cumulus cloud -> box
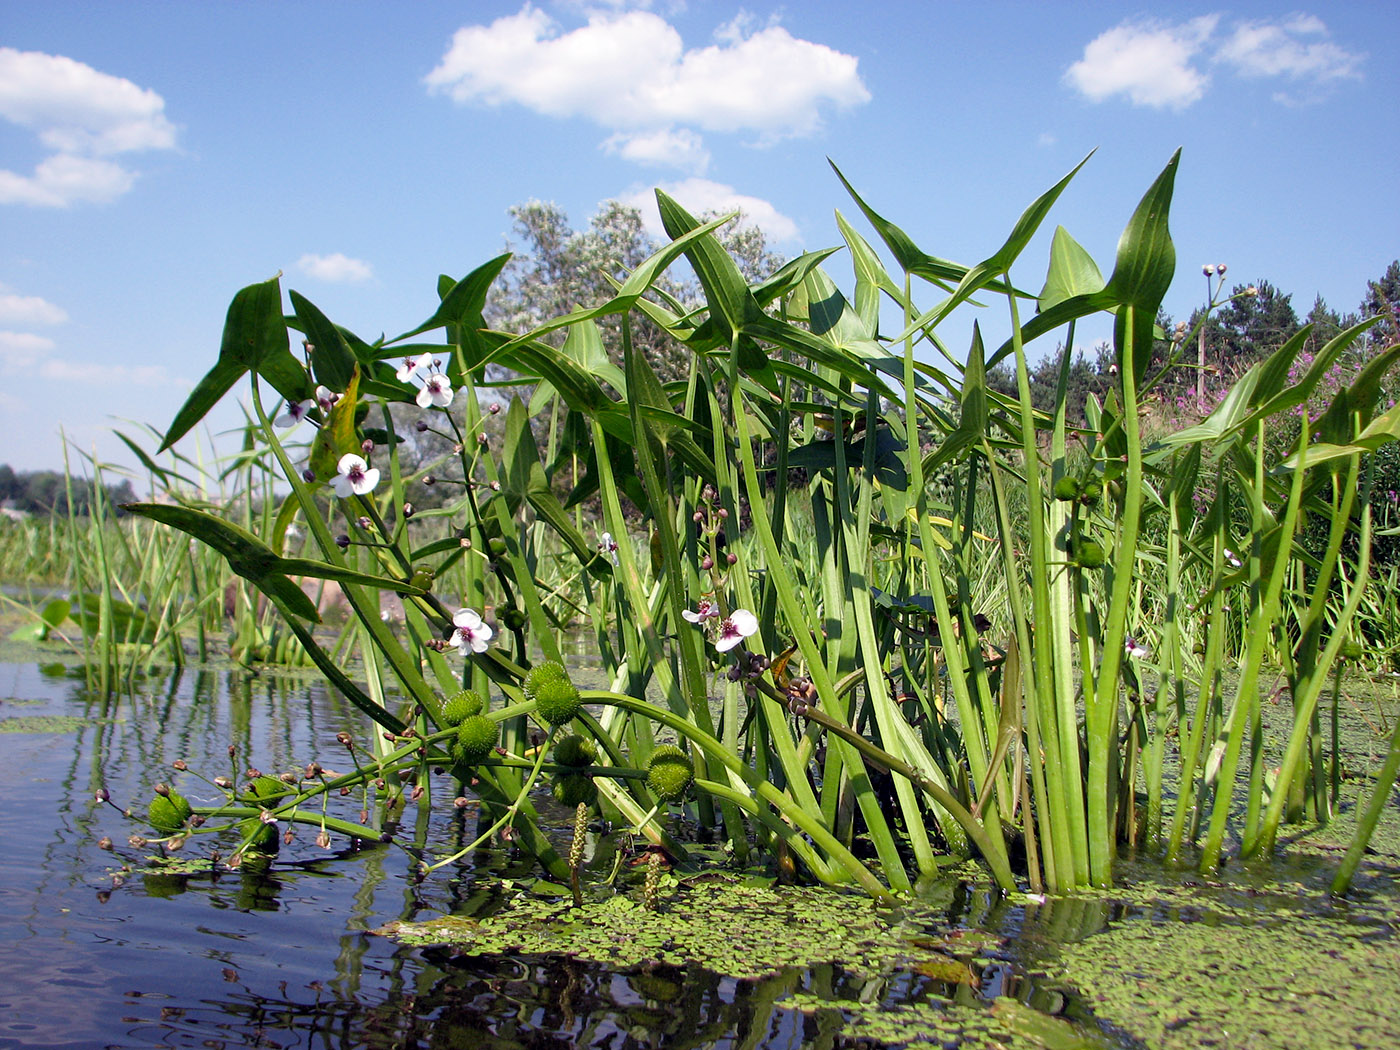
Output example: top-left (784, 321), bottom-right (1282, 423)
top-left (0, 48), bottom-right (177, 207)
top-left (425, 5), bottom-right (869, 168)
top-left (0, 286), bottom-right (67, 326)
top-left (619, 177), bottom-right (799, 244)
top-left (0, 329), bottom-right (56, 367)
top-left (1217, 16), bottom-right (1362, 84)
top-left (297, 253), bottom-right (374, 283)
top-left (1065, 16), bottom-right (1218, 110)
top-left (38, 358), bottom-right (169, 386)
top-left (603, 127), bottom-right (710, 173)
top-left (1066, 13), bottom-right (1363, 109)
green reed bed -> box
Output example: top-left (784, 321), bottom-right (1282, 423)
top-left (99, 151), bottom-right (1400, 899)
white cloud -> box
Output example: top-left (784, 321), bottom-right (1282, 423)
top-left (1065, 16), bottom-right (1218, 110)
top-left (0, 48), bottom-right (177, 207)
top-left (0, 286), bottom-right (67, 326)
top-left (1217, 17), bottom-right (1362, 83)
top-left (620, 178), bottom-right (799, 243)
top-left (603, 127), bottom-right (710, 173)
top-left (0, 329), bottom-right (56, 367)
top-left (1066, 13), bottom-right (1364, 109)
top-left (38, 358), bottom-right (169, 386)
top-left (426, 5), bottom-right (868, 166)
top-left (297, 253), bottom-right (374, 283)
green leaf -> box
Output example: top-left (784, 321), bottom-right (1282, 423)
top-left (309, 366), bottom-right (362, 483)
top-left (124, 501), bottom-right (322, 622)
top-left (500, 398), bottom-right (598, 569)
top-left (1105, 149), bottom-right (1181, 379)
top-left (1039, 225), bottom-right (1105, 311)
top-left (655, 190), bottom-right (760, 338)
top-left (162, 275), bottom-right (306, 451)
top-left (290, 290), bottom-right (358, 392)
top-left (390, 254), bottom-right (512, 344)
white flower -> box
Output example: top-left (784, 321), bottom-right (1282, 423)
top-left (274, 398), bottom-right (314, 428)
top-left (598, 530), bottom-right (619, 565)
top-left (416, 372), bottom-right (454, 408)
top-left (1125, 637), bottom-right (1150, 660)
top-left (1223, 547), bottom-right (1243, 568)
top-left (714, 608), bottom-right (758, 652)
top-left (396, 352), bottom-right (436, 383)
top-left (315, 385), bottom-right (341, 413)
top-left (331, 453), bottom-right (379, 498)
top-left (450, 608), bottom-right (493, 654)
top-left (682, 598), bottom-right (719, 624)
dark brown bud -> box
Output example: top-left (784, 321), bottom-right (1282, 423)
top-left (154, 782), bottom-right (171, 797)
top-left (336, 731), bottom-right (353, 748)
top-left (172, 760), bottom-right (187, 771)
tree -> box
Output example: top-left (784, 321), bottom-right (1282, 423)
top-left (485, 199), bottom-right (784, 386)
top-left (1360, 259), bottom-right (1400, 350)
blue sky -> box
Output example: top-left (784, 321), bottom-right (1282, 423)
top-left (3, 1), bottom-right (1396, 476)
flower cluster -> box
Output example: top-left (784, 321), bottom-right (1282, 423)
top-left (397, 352), bottom-right (454, 409)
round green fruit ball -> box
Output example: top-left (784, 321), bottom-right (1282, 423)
top-left (441, 689), bottom-right (484, 727)
top-left (551, 773), bottom-right (597, 808)
top-left (534, 677), bottom-right (582, 727)
top-left (522, 660), bottom-right (569, 702)
top-left (1074, 540), bottom-right (1106, 569)
top-left (454, 714), bottom-right (500, 765)
top-left (1052, 477), bottom-right (1079, 501)
top-left (646, 745), bottom-right (694, 803)
top-left (553, 734), bottom-right (598, 769)
top-left (240, 817), bottom-right (280, 855)
top-left (148, 791), bottom-right (193, 835)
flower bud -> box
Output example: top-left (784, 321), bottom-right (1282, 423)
top-left (336, 534), bottom-right (351, 549)
top-left (402, 502), bottom-right (414, 519)
top-left (1216, 263), bottom-right (1227, 275)
top-left (316, 831), bottom-right (332, 849)
top-left (172, 760), bottom-right (187, 771)
top-left (303, 469), bottom-right (317, 483)
top-left (154, 782), bottom-right (171, 797)
top-left (489, 402), bottom-right (502, 414)
top-left (1202, 264), bottom-right (1214, 276)
top-left (416, 419), bottom-right (429, 433)
top-left (214, 776), bottom-right (232, 789)
top-left (361, 439), bottom-right (375, 457)
top-left (95, 788), bottom-right (110, 803)
top-left (98, 836), bottom-right (113, 851)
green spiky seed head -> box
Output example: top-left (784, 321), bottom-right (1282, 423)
top-left (239, 775), bottom-right (293, 807)
top-left (148, 790), bottom-right (193, 835)
top-left (551, 773), bottom-right (597, 808)
top-left (553, 734), bottom-right (598, 769)
top-left (1074, 539), bottom-right (1106, 569)
top-left (1079, 478), bottom-right (1103, 502)
top-left (454, 714), bottom-right (500, 765)
top-left (240, 817), bottom-right (280, 855)
top-left (532, 676), bottom-right (582, 727)
top-left (441, 689), bottom-right (484, 727)
top-left (646, 744), bottom-right (694, 803)
top-left (522, 660), bottom-right (569, 702)
top-left (1052, 477), bottom-right (1079, 501)
top-left (1341, 639), bottom-right (1364, 661)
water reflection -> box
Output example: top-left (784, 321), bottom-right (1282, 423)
top-left (1, 657), bottom-right (1136, 1049)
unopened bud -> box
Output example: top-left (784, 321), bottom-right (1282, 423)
top-left (402, 502), bottom-right (414, 519)
top-left (128, 835), bottom-right (148, 849)
top-left (282, 829), bottom-right (294, 846)
top-left (423, 475), bottom-right (435, 486)
top-left (97, 836), bottom-right (113, 851)
top-left (302, 469), bottom-right (317, 483)
top-left (316, 831), bottom-right (332, 849)
top-left (172, 760), bottom-right (187, 771)
top-left (1216, 263), bottom-right (1227, 276)
top-left (1202, 264), bottom-right (1214, 276)
top-left (245, 768), bottom-right (262, 780)
top-left (1246, 285), bottom-right (1258, 296)
top-left (336, 731), bottom-right (353, 748)
top-left (361, 439), bottom-right (375, 457)
top-left (336, 534), bottom-right (351, 549)
top-left (95, 788), bottom-right (110, 803)
top-left (453, 796), bottom-right (471, 809)
top-left (701, 556), bottom-right (714, 571)
top-left (154, 782), bottom-right (171, 797)
top-left (259, 810), bottom-right (277, 826)
top-left (214, 776), bottom-right (232, 789)
top-left (416, 419), bottom-right (429, 433)
top-left (489, 402), bottom-right (502, 414)
top-left (167, 836), bottom-right (186, 851)
top-left (478, 432), bottom-right (489, 445)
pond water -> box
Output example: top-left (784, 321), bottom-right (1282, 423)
top-left (1, 650), bottom-right (1397, 1049)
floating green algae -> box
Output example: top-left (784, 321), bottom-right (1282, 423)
top-left (381, 875), bottom-right (1129, 1049)
top-left (0, 714), bottom-right (92, 733)
top-left (1055, 914), bottom-right (1399, 1050)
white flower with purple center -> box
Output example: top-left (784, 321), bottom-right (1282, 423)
top-left (450, 608), bottom-right (493, 654)
top-left (598, 530), bottom-right (619, 565)
top-left (331, 453), bottom-right (379, 498)
top-left (416, 372), bottom-right (454, 408)
top-left (682, 598), bottom-right (719, 624)
top-left (315, 385), bottom-right (340, 414)
top-left (1223, 547), bottom-right (1243, 568)
top-left (396, 352), bottom-right (436, 383)
top-left (714, 609), bottom-right (758, 652)
top-left (1124, 637), bottom-right (1150, 660)
top-left (274, 398), bottom-right (314, 429)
